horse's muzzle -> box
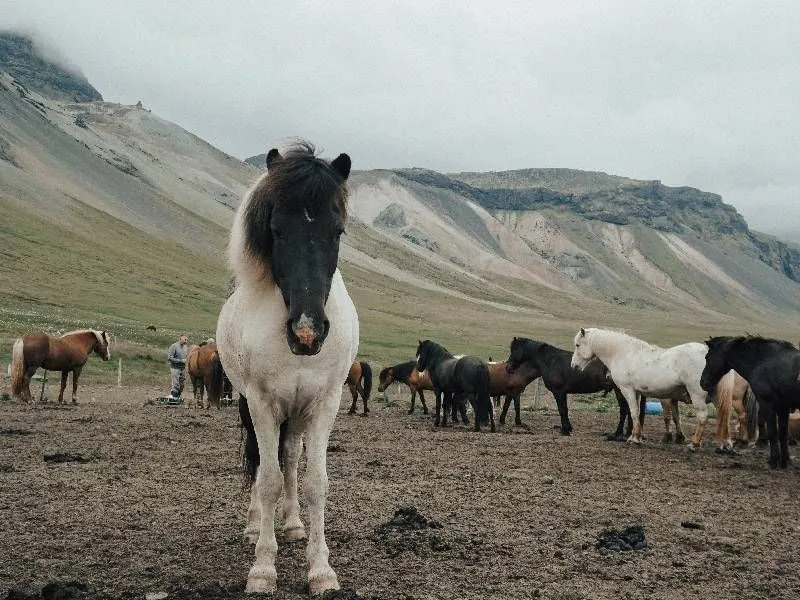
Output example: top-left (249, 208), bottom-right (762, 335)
top-left (286, 317), bottom-right (330, 356)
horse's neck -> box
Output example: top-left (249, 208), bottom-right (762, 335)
top-left (727, 344), bottom-right (781, 379)
top-left (64, 332), bottom-right (95, 356)
top-left (589, 331), bottom-right (642, 364)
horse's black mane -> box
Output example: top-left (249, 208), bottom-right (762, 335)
top-left (419, 340), bottom-right (454, 364)
top-left (387, 360), bottom-right (417, 381)
top-left (707, 335), bottom-right (797, 353)
top-left (244, 142), bottom-right (348, 264)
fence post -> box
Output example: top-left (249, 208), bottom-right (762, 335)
top-left (117, 358), bottom-right (122, 388)
top-left (38, 370), bottom-right (47, 403)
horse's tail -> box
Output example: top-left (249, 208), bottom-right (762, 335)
top-left (476, 364), bottom-right (491, 425)
top-left (208, 351), bottom-right (224, 405)
top-left (360, 361), bottom-right (372, 400)
top-left (713, 370), bottom-right (734, 446)
top-left (239, 394), bottom-right (260, 488)
top-left (745, 386), bottom-right (759, 444)
top-left (10, 339), bottom-right (24, 398)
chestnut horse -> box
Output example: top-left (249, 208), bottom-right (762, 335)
top-left (11, 329), bottom-right (111, 404)
top-left (344, 360), bottom-right (372, 415)
top-left (487, 360), bottom-right (539, 426)
top-left (186, 342), bottom-right (226, 409)
top-left (377, 360), bottom-right (434, 414)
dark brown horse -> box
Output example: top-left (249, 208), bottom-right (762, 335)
top-left (377, 361), bottom-right (434, 414)
top-left (487, 360), bottom-right (539, 426)
top-left (11, 329), bottom-right (111, 404)
top-left (345, 360), bottom-right (372, 415)
top-left (186, 342), bottom-right (226, 409)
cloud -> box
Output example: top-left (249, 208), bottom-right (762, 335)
top-left (2, 0), bottom-right (798, 240)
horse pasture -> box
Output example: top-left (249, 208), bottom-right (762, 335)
top-left (1, 386), bottom-right (799, 600)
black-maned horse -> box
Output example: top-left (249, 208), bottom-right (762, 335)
top-left (701, 336), bottom-right (800, 469)
top-left (415, 340), bottom-right (495, 432)
top-left (345, 360), bottom-right (373, 415)
top-left (506, 337), bottom-right (644, 439)
top-left (377, 360), bottom-right (433, 414)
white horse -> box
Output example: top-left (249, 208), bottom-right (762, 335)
top-left (570, 327), bottom-right (733, 450)
top-left (216, 144), bottom-right (358, 595)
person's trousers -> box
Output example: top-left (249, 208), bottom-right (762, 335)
top-left (170, 367), bottom-right (185, 398)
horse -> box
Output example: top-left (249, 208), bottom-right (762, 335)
top-left (701, 336), bottom-right (800, 468)
top-left (486, 359), bottom-right (539, 427)
top-left (415, 340), bottom-right (494, 432)
top-left (11, 329), bottom-right (111, 404)
top-left (214, 143), bottom-right (357, 594)
top-left (377, 361), bottom-right (434, 414)
top-left (186, 342), bottom-right (226, 409)
top-left (345, 360), bottom-right (372, 415)
top-left (658, 369), bottom-right (756, 451)
top-left (571, 328), bottom-right (734, 451)
top-left (506, 337), bottom-right (644, 439)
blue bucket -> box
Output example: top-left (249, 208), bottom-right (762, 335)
top-left (645, 400), bottom-right (663, 415)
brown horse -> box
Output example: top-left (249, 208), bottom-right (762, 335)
top-left (377, 361), bottom-right (434, 414)
top-left (487, 361), bottom-right (539, 426)
top-left (344, 360), bottom-right (372, 415)
top-left (186, 342), bottom-right (225, 409)
top-left (11, 329), bottom-right (111, 404)
top-left (658, 370), bottom-right (754, 450)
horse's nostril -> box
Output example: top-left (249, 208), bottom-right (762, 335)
top-left (322, 319), bottom-right (330, 337)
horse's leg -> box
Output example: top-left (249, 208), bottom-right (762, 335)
top-left (612, 388), bottom-right (628, 440)
top-left (714, 381), bottom-right (734, 453)
top-left (660, 400), bottom-right (672, 443)
top-left (514, 393), bottom-right (523, 426)
top-left (303, 393), bottom-right (340, 594)
top-left (419, 390), bottom-right (428, 414)
top-left (59, 371), bottom-right (68, 404)
top-left (763, 402), bottom-right (779, 468)
top-left (499, 395), bottom-right (511, 425)
top-left (347, 384), bottom-right (357, 414)
top-left (554, 391), bottom-right (570, 436)
top-left (459, 395), bottom-right (469, 425)
top-left (282, 428), bottom-right (306, 540)
top-left (621, 387), bottom-right (643, 444)
top-left (244, 470), bottom-right (261, 544)
top-left (408, 386), bottom-right (416, 414)
top-left (777, 406), bottom-right (790, 469)
top-left (71, 366), bottom-right (82, 404)
top-left (687, 393), bottom-right (709, 451)
top-left (442, 393), bottom-right (452, 426)
top-left (434, 390), bottom-right (442, 427)
top-left (361, 381), bottom-right (369, 416)
top-left (245, 402), bottom-right (282, 594)
top-left (671, 400), bottom-right (685, 444)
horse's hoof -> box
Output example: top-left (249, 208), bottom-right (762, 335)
top-left (675, 434), bottom-right (686, 445)
top-left (499, 418), bottom-right (506, 426)
top-left (686, 443), bottom-right (700, 452)
top-left (560, 428), bottom-right (571, 436)
top-left (283, 525), bottom-right (306, 541)
top-left (347, 409), bottom-right (356, 415)
top-left (515, 421), bottom-right (528, 429)
top-left (360, 412), bottom-right (368, 418)
top-left (626, 436), bottom-right (643, 445)
top-left (661, 433), bottom-right (673, 443)
top-left (407, 409), bottom-right (414, 415)
top-left (606, 434), bottom-right (625, 442)
top-left (308, 568), bottom-right (339, 596)
top-left (246, 569), bottom-right (277, 594)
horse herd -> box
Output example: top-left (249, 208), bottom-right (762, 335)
top-left (6, 143), bottom-right (800, 596)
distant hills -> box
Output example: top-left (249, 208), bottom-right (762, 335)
top-left (2, 31), bottom-right (799, 372)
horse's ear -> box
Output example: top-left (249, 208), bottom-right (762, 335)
top-left (331, 153), bottom-right (351, 180)
top-left (266, 148), bottom-right (282, 170)
top-left (580, 328), bottom-right (586, 337)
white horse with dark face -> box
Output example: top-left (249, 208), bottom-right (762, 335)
top-left (216, 143), bottom-right (358, 595)
top-left (570, 327), bottom-right (733, 451)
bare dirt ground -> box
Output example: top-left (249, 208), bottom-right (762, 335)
top-left (1, 385), bottom-right (799, 600)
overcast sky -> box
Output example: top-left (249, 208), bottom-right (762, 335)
top-left (4, 1), bottom-right (799, 239)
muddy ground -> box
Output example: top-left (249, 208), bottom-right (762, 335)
top-left (1, 385), bottom-right (799, 600)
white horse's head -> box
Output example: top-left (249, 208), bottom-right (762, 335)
top-left (571, 328), bottom-right (594, 370)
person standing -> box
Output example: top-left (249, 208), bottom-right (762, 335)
top-left (167, 334), bottom-right (189, 399)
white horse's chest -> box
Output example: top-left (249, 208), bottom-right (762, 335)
top-left (217, 271), bottom-right (358, 415)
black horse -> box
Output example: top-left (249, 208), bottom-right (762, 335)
top-left (415, 340), bottom-right (494, 432)
top-left (701, 336), bottom-right (800, 468)
top-left (506, 337), bottom-right (644, 439)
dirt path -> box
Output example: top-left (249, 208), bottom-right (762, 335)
top-left (1, 387), bottom-right (799, 599)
